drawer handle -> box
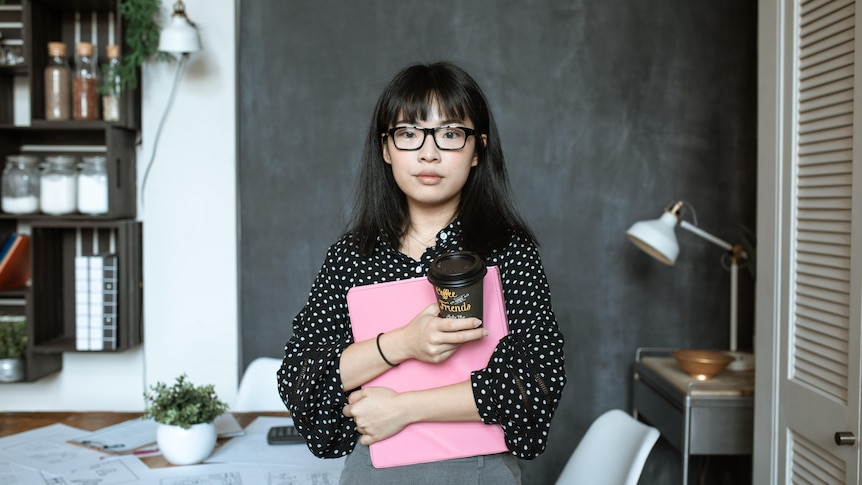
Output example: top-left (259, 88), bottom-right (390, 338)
top-left (834, 432), bottom-right (856, 446)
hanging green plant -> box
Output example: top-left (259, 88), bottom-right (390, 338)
top-left (117, 0), bottom-right (174, 92)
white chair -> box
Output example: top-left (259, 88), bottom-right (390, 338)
top-left (235, 357), bottom-right (287, 411)
top-left (555, 409), bottom-right (660, 485)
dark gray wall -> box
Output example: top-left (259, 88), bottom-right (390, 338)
top-left (238, 1), bottom-right (757, 483)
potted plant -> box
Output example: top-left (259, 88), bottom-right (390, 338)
top-left (0, 315), bottom-right (27, 383)
top-left (143, 373), bottom-right (229, 465)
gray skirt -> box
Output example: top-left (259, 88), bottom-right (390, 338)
top-left (339, 442), bottom-right (521, 485)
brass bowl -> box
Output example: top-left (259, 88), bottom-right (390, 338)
top-left (672, 350), bottom-right (734, 380)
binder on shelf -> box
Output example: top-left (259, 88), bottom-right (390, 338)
top-left (0, 233), bottom-right (17, 261)
top-left (347, 266), bottom-right (509, 468)
top-left (0, 233), bottom-right (30, 290)
top-left (74, 252), bottom-right (119, 351)
top-left (100, 254), bottom-right (118, 351)
top-left (75, 256), bottom-right (90, 350)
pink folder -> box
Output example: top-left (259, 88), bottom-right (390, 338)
top-left (347, 266), bottom-right (510, 468)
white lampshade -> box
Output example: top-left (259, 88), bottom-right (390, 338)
top-left (158, 2), bottom-right (201, 54)
top-left (625, 211), bottom-right (680, 265)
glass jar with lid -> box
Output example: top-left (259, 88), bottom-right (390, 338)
top-left (1, 155), bottom-right (41, 214)
top-left (77, 155), bottom-right (108, 215)
top-left (40, 155), bottom-right (78, 215)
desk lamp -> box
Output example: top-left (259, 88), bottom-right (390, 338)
top-left (157, 0), bottom-right (201, 55)
top-left (141, 0), bottom-right (202, 207)
top-left (626, 201), bottom-right (754, 371)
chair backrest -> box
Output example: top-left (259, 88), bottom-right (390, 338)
top-left (235, 357), bottom-right (286, 412)
top-left (554, 409), bottom-right (660, 485)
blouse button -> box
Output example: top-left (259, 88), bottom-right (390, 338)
top-left (415, 265), bottom-right (423, 274)
top-left (440, 231), bottom-right (448, 240)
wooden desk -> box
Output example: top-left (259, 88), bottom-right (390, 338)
top-left (632, 348), bottom-right (753, 485)
top-left (0, 411), bottom-right (290, 468)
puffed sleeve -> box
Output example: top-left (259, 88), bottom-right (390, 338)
top-left (470, 235), bottom-right (567, 459)
top-left (277, 241), bottom-right (360, 458)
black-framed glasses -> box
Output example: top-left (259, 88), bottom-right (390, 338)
top-left (385, 126), bottom-right (478, 151)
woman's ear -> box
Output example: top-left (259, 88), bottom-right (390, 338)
top-left (382, 135), bottom-right (392, 165)
top-left (472, 134), bottom-right (488, 167)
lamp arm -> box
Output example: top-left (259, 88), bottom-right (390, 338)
top-left (679, 219), bottom-right (745, 352)
top-left (678, 220), bottom-right (734, 252)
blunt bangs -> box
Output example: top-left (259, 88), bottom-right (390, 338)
top-left (376, 64), bottom-right (485, 131)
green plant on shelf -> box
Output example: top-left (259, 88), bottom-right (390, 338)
top-left (118, 0), bottom-right (175, 92)
top-left (0, 316), bottom-right (27, 360)
top-left (143, 374), bottom-right (229, 429)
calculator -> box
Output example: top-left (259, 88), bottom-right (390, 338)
top-left (267, 425), bottom-right (305, 445)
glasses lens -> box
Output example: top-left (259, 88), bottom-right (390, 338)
top-left (391, 127), bottom-right (423, 150)
top-left (434, 127), bottom-right (468, 150)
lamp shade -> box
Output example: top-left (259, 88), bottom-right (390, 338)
top-left (625, 211), bottom-right (680, 265)
top-left (158, 14), bottom-right (201, 54)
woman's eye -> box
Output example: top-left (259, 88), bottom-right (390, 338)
top-left (440, 128), bottom-right (464, 139)
top-left (397, 129), bottom-right (417, 139)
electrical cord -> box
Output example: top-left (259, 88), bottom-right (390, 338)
top-left (140, 53), bottom-right (189, 208)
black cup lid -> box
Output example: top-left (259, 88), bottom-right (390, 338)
top-left (428, 251), bottom-right (487, 286)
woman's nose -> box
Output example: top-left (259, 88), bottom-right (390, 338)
top-left (417, 133), bottom-right (440, 162)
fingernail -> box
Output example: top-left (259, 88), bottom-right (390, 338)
top-left (475, 320), bottom-right (483, 328)
top-left (482, 330), bottom-right (489, 337)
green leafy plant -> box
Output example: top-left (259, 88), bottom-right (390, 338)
top-left (0, 316), bottom-right (27, 360)
top-left (143, 374), bottom-right (229, 429)
top-left (740, 225), bottom-right (757, 280)
top-left (117, 0), bottom-right (174, 92)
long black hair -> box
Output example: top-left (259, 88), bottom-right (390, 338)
top-left (349, 62), bottom-right (536, 257)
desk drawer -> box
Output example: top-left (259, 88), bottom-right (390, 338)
top-left (634, 376), bottom-right (754, 456)
top-left (689, 401), bottom-right (753, 455)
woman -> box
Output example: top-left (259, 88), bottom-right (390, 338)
top-left (278, 62), bottom-right (566, 484)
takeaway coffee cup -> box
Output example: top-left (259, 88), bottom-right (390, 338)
top-left (427, 251), bottom-right (487, 322)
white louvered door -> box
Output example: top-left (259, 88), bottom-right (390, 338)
top-left (773, 0), bottom-right (862, 483)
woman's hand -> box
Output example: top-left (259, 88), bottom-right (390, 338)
top-left (343, 382), bottom-right (482, 445)
top-left (393, 303), bottom-right (487, 364)
top-left (343, 387), bottom-right (410, 445)
top-left (339, 304), bottom-right (487, 391)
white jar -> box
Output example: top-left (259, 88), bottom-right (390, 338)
top-left (40, 155), bottom-right (78, 215)
top-left (1, 155), bottom-right (40, 214)
top-left (77, 156), bottom-right (108, 215)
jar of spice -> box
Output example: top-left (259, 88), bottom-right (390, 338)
top-left (1, 155), bottom-right (40, 214)
top-left (77, 155), bottom-right (108, 215)
top-left (101, 44), bottom-right (122, 122)
top-left (44, 42), bottom-right (71, 121)
top-left (40, 155), bottom-right (78, 215)
top-left (73, 42), bottom-right (99, 121)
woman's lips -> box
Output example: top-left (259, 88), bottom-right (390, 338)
top-left (415, 171), bottom-right (442, 184)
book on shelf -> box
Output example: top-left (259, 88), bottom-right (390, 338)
top-left (0, 233), bottom-right (30, 290)
top-left (74, 253), bottom-right (118, 351)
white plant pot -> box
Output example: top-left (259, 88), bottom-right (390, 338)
top-left (157, 422), bottom-right (217, 465)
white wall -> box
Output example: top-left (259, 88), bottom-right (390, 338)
top-left (0, 0), bottom-right (239, 411)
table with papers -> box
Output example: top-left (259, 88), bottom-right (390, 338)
top-left (0, 411), bottom-right (345, 484)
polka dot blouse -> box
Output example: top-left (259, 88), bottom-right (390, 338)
top-left (278, 219), bottom-right (567, 460)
